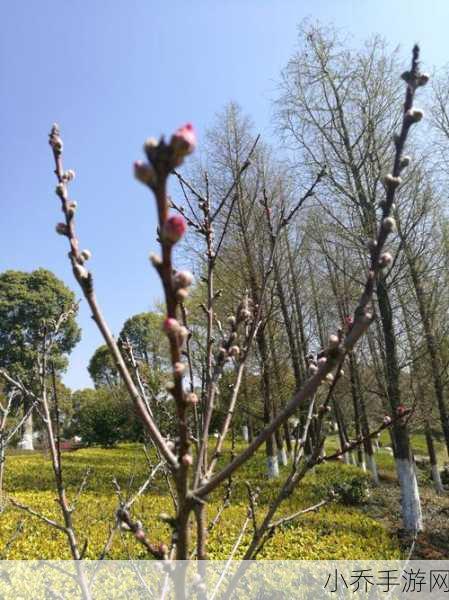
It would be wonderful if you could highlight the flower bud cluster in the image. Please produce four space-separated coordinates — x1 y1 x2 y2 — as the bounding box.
173 269 194 303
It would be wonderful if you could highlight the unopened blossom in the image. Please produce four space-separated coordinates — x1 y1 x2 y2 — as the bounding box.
379 252 393 269
81 249 92 261
163 214 187 243
181 454 193 466
170 123 197 160
163 317 180 335
55 222 68 236
134 160 156 186
383 217 397 233
174 270 193 288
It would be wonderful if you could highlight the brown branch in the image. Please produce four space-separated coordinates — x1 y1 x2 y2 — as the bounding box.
48 125 178 472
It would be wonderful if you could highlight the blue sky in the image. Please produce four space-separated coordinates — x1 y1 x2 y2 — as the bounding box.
1 0 448 390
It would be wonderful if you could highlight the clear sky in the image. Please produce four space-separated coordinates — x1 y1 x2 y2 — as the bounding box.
1 0 448 390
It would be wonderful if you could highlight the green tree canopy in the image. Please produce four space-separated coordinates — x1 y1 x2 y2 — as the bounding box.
71 387 143 446
0 269 81 386
119 311 166 369
87 344 119 388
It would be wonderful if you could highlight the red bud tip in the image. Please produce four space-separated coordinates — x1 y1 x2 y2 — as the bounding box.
172 123 196 155
163 317 179 334
163 214 187 243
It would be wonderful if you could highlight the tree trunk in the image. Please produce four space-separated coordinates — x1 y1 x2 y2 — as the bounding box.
377 275 423 531
259 328 279 478
348 353 366 471
268 326 289 466
20 401 34 451
352 353 379 483
425 424 444 494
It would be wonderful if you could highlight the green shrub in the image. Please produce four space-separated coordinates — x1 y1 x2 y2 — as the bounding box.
310 463 371 505
72 388 143 447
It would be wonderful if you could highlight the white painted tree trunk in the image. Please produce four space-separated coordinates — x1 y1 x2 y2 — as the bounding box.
267 455 279 478
431 464 445 494
358 450 367 472
242 425 249 442
278 445 288 466
367 453 379 485
20 411 34 451
396 458 423 531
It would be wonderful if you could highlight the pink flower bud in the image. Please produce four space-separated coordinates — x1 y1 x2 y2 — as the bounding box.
379 252 393 269
383 415 392 425
171 123 197 159
174 270 193 288
396 404 407 417
162 214 187 243
181 454 193 466
134 160 156 186
163 318 180 335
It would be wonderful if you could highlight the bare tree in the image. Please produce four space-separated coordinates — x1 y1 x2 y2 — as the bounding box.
276 23 431 530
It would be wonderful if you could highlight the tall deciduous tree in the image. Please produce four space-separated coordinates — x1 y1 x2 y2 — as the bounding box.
276 23 426 530
0 269 80 449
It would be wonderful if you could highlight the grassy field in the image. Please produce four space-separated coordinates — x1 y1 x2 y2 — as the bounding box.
0 435 447 560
